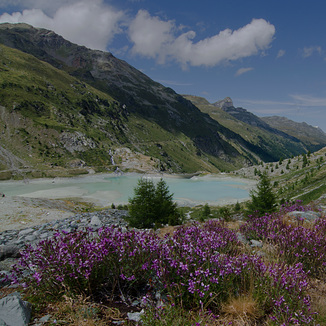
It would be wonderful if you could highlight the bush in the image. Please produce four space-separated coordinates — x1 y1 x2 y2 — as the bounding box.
219 206 231 221
240 201 326 279
127 178 183 228
234 201 241 212
9 220 316 324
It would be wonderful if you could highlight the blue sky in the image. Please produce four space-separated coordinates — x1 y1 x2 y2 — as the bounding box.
1 0 326 132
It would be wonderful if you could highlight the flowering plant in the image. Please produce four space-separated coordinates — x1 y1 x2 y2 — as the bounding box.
9 217 317 324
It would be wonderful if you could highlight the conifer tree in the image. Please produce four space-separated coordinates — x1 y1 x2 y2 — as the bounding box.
247 171 277 217
127 178 182 228
128 178 156 228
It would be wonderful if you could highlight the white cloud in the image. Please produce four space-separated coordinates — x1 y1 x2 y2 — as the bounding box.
128 9 175 63
0 0 125 50
276 49 285 58
129 11 275 68
0 3 275 66
302 46 322 58
235 67 254 76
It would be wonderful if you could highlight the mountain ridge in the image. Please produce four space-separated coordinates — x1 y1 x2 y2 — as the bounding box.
0 23 326 179
184 95 326 159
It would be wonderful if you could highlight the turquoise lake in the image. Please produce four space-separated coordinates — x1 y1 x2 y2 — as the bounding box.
0 173 256 206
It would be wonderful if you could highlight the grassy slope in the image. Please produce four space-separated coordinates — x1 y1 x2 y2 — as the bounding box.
233 146 326 205
0 45 233 177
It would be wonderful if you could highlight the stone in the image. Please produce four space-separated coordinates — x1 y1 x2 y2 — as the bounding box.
127 310 143 323
250 239 263 248
24 235 36 242
0 270 10 286
0 292 32 326
39 314 51 323
0 209 129 251
0 245 21 261
286 211 321 223
90 215 102 226
18 228 34 237
236 232 248 244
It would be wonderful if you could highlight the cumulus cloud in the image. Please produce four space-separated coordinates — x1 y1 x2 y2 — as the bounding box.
128 9 175 63
235 67 254 76
0 0 125 50
129 10 275 68
0 3 275 66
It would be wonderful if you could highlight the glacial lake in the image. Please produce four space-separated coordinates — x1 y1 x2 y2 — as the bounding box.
0 173 256 207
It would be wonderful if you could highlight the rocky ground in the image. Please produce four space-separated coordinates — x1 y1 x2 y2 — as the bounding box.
0 196 77 232
0 207 130 326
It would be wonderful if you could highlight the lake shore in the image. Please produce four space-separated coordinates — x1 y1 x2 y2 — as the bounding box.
0 172 256 231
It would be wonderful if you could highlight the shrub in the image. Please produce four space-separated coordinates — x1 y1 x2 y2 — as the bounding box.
219 206 231 221
234 201 241 212
241 201 326 279
8 216 317 324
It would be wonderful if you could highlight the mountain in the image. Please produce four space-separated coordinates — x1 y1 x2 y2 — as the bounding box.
0 23 325 179
261 116 326 150
184 95 326 161
213 97 279 132
0 23 253 178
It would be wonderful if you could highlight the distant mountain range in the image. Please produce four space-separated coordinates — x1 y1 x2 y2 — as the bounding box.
0 23 325 179
184 95 326 160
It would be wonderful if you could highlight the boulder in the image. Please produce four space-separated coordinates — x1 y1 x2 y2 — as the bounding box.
127 310 144 323
0 245 21 261
0 292 32 326
90 215 102 227
286 211 321 224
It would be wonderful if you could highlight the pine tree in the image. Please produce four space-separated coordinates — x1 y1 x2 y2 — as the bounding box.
246 171 277 217
128 178 156 228
155 178 179 225
127 178 182 228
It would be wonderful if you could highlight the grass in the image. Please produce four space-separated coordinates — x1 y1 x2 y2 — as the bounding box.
220 294 263 325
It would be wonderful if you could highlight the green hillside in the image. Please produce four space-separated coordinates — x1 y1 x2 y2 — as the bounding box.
233 146 326 205
0 44 241 179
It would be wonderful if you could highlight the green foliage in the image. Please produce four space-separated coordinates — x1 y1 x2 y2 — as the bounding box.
246 171 277 217
196 203 212 222
127 178 183 228
201 203 211 220
219 206 232 221
297 183 326 204
234 201 241 212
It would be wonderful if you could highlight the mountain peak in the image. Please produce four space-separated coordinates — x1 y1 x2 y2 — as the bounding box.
213 97 233 109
